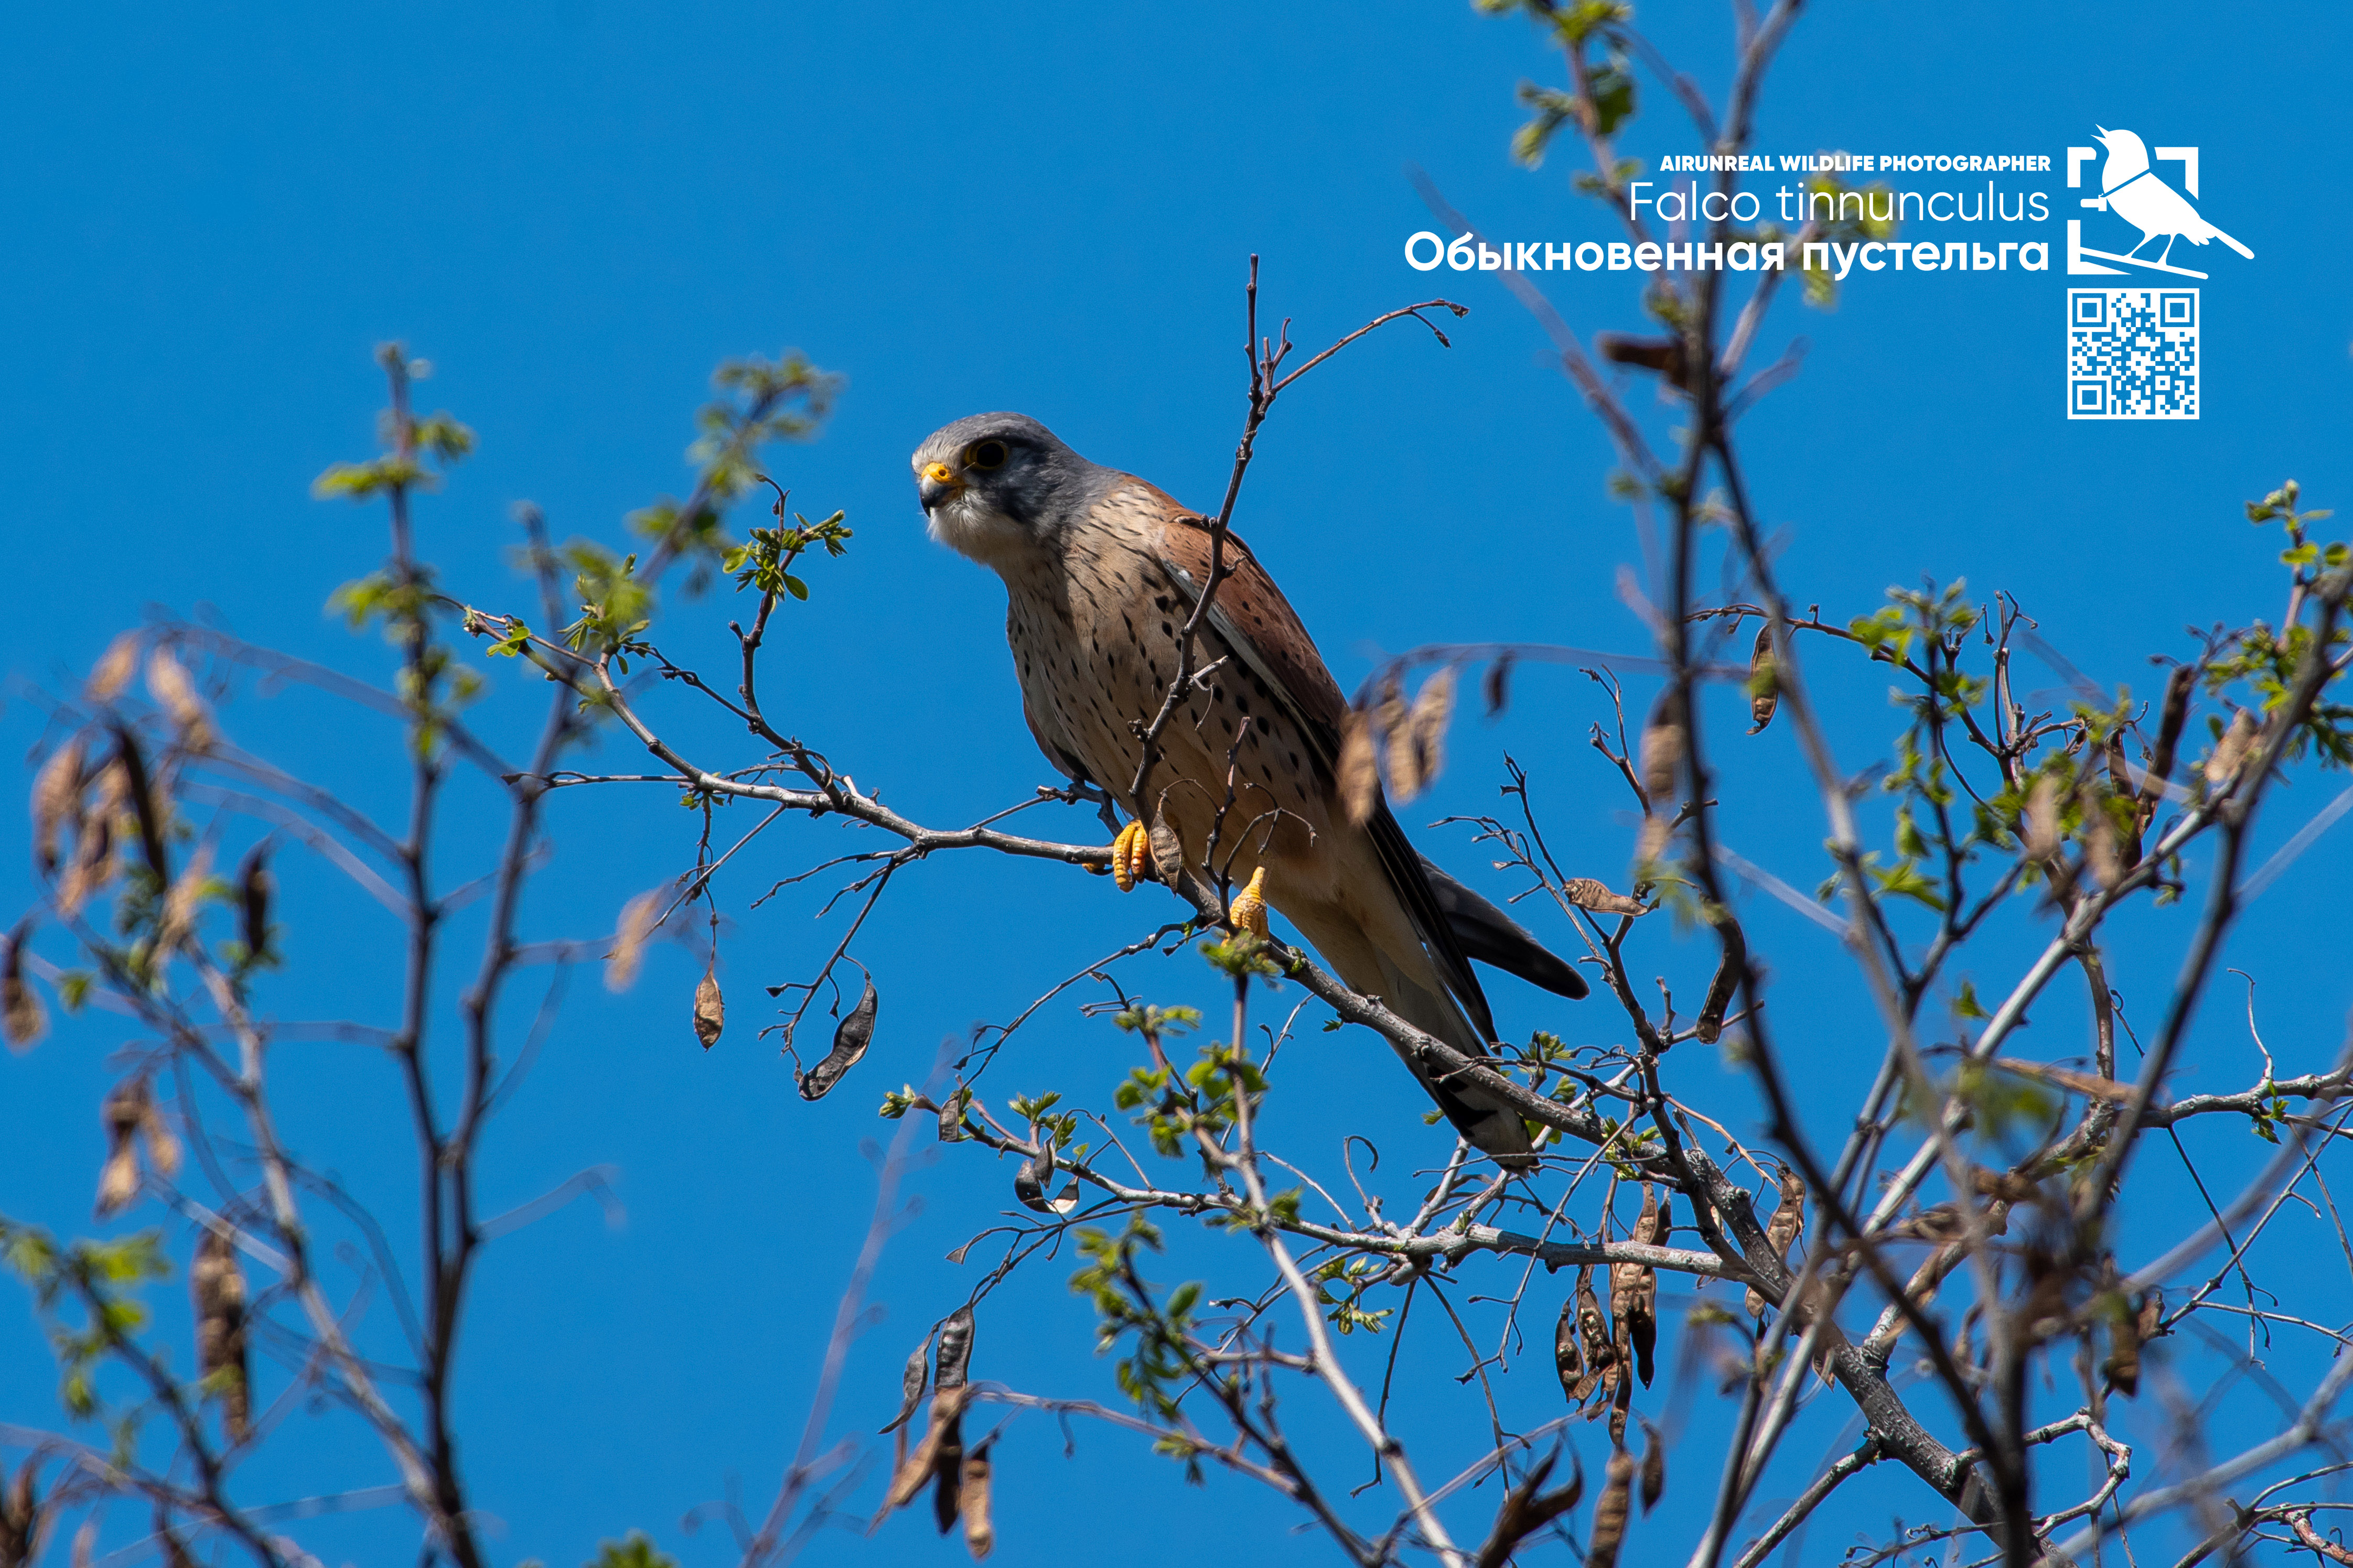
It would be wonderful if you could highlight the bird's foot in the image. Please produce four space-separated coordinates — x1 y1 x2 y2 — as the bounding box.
1227 867 1270 938
1108 820 1154 892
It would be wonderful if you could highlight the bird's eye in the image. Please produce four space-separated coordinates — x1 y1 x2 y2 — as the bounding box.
967 439 1009 471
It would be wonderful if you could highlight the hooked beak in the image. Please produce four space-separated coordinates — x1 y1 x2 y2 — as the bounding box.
918 461 964 510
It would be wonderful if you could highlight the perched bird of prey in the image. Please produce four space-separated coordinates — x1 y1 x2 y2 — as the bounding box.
914 413 1586 1166
2083 127 2252 267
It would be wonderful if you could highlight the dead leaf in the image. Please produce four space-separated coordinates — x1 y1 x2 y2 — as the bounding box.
798 975 878 1100
694 968 724 1049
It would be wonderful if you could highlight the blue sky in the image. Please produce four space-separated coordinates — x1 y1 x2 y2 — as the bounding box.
4 4 2349 1565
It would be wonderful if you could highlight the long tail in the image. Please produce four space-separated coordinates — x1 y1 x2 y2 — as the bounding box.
2205 222 2254 259
1285 900 1535 1169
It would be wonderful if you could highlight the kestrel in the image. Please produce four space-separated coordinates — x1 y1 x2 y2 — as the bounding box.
914 413 1586 1165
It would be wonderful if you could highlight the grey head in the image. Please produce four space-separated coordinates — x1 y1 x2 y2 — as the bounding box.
912 412 1117 570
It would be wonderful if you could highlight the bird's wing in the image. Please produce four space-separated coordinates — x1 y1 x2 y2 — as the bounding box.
1419 856 1591 1000
1143 491 1500 1038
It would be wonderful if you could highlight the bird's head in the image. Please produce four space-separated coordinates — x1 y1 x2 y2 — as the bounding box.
912 412 1104 569
2093 126 2151 175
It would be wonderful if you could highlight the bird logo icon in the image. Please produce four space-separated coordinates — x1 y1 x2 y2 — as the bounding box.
2067 127 2252 279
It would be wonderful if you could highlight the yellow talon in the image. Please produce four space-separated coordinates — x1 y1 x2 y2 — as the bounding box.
1111 820 1152 892
1228 866 1270 939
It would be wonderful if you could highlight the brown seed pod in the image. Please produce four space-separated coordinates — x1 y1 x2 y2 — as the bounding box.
2 1454 42 1567
958 1442 994 1560
880 1334 931 1435
2022 774 2062 862
603 890 661 992
934 1305 976 1393
1746 622 1779 734
1574 1267 1615 1405
111 728 169 882
1405 668 1457 794
931 1422 964 1536
1478 1447 1583 1568
31 736 87 879
155 845 212 960
1482 654 1513 718
1552 1295 1584 1405
1563 879 1647 917
1587 1447 1635 1568
191 1226 250 1442
145 646 214 752
57 764 123 918
96 1078 147 1217
1695 907 1746 1046
693 969 724 1050
3 924 45 1054
2137 664 2196 828
87 631 141 703
1337 709 1379 827
1640 691 1686 814
1639 1422 1666 1515
235 845 272 961
1012 1153 1079 1215
882 1383 970 1515
1377 675 1419 803
1747 1170 1807 1318
937 1086 972 1143
798 976 878 1101
2205 708 2260 791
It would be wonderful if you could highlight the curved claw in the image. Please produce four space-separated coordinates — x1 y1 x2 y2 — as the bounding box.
1227 866 1270 938
1110 820 1152 892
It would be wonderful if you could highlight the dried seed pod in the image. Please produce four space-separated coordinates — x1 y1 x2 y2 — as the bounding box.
1377 675 1419 802
880 1334 931 1435
155 845 212 959
1587 1447 1635 1568
1573 1267 1614 1405
1406 667 1456 793
2137 665 2196 826
2103 729 2134 796
937 1086 971 1143
693 968 724 1049
1479 1447 1578 1568
798 976 879 1101
604 890 661 992
2205 708 2259 790
1144 813 1187 890
2084 807 2123 891
1337 709 1379 827
1640 691 1686 815
57 764 123 918
1563 879 1646 917
1012 1157 1079 1215
934 1305 976 1393
138 1091 181 1181
1747 1170 1806 1318
2022 774 2061 862
191 1226 250 1442
1482 654 1513 718
235 845 272 961
958 1442 994 1560
1695 907 1745 1046
932 1422 964 1535
87 632 141 702
96 1078 146 1217
882 1383 970 1513
2 924 45 1054
1552 1295 1584 1405
2102 1290 2143 1398
1746 622 1779 734
111 728 169 881
31 736 86 878
1639 1422 1666 1514
145 646 214 752
1 1454 40 1567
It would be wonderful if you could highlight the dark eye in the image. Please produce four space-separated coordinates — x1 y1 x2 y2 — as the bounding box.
967 439 1009 471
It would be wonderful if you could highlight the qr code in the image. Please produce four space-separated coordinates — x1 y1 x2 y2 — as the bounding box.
2067 288 2197 419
